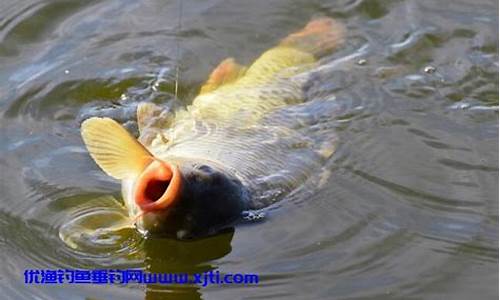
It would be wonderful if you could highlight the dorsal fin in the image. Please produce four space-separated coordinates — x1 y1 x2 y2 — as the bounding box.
81 117 153 179
199 57 247 94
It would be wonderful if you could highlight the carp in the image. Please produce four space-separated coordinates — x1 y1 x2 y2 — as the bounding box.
81 18 345 238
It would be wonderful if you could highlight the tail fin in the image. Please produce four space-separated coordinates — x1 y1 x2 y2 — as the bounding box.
227 18 345 85
280 17 345 58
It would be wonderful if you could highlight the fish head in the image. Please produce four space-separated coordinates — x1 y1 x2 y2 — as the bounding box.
126 159 248 238
81 117 248 239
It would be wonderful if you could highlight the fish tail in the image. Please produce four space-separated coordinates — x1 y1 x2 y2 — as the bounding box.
240 18 345 84
280 17 345 58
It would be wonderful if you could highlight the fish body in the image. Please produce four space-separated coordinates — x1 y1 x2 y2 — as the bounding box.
81 18 345 238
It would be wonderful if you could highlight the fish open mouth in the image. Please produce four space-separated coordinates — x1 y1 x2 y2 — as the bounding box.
134 159 182 212
144 179 171 201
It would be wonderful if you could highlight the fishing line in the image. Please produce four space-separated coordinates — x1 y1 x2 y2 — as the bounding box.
173 0 183 101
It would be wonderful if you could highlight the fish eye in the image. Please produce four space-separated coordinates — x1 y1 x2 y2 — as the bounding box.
196 164 214 174
186 164 214 183
188 164 227 186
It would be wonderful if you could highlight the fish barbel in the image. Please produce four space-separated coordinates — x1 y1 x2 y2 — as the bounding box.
81 18 345 238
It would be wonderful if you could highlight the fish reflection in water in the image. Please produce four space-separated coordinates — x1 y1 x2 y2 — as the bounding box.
142 230 235 300
57 194 235 300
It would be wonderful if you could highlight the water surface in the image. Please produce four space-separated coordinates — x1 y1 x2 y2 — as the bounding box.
0 0 498 299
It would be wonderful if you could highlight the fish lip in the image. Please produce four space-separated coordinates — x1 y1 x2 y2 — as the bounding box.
133 159 182 212
130 159 251 238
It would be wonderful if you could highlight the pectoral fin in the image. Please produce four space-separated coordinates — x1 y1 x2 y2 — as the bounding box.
81 117 153 179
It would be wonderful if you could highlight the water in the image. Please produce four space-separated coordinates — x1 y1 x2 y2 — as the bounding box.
0 0 497 299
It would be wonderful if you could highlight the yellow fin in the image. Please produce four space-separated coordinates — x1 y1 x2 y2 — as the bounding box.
200 58 247 94
81 117 153 179
240 18 344 83
280 17 345 58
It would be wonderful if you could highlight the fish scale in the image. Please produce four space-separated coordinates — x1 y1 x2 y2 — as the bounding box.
151 122 325 207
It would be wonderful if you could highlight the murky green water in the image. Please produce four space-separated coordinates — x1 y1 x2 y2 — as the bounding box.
0 0 498 299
